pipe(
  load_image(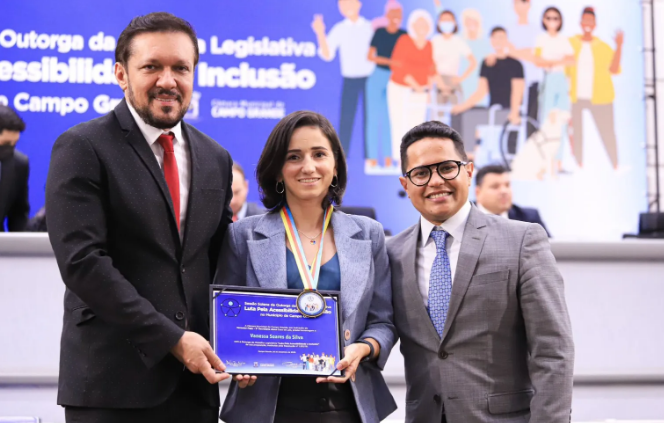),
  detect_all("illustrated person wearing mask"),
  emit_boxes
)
[312,0,375,158]
[430,9,476,107]
[0,105,29,232]
[567,6,624,169]
[365,0,405,172]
